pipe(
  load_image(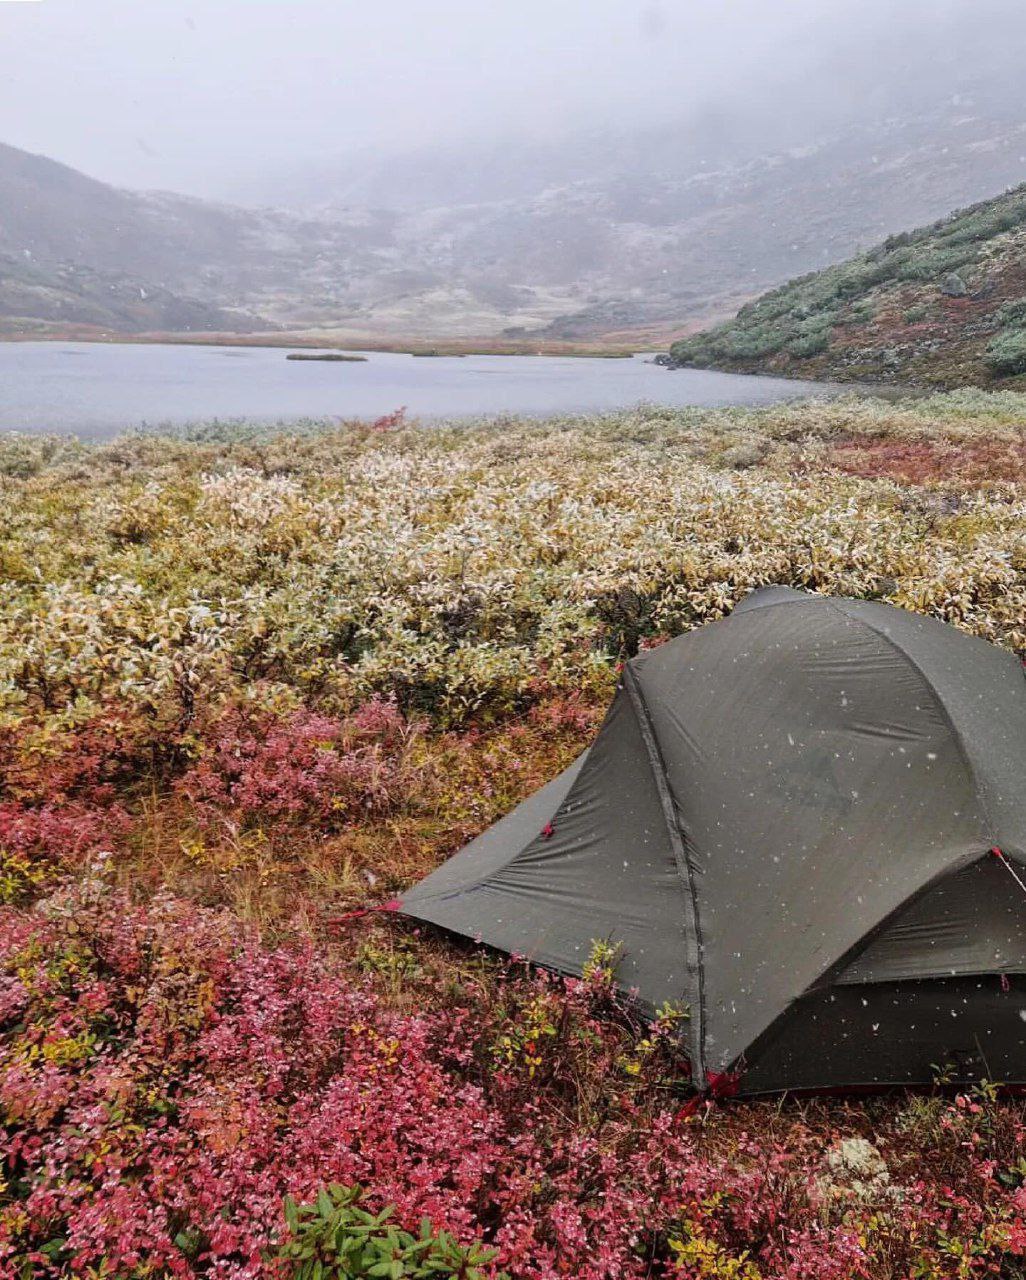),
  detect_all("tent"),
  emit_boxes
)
[400,587,1026,1093]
